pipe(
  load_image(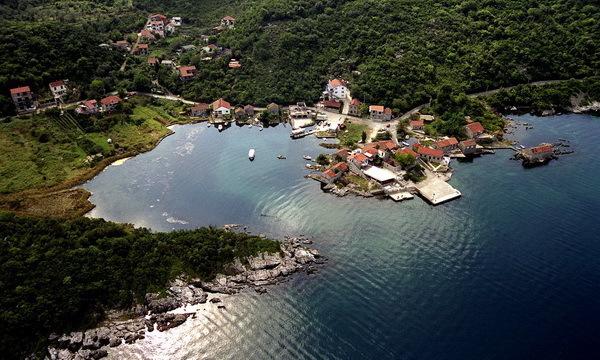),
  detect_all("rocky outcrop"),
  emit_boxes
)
[46,236,322,360]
